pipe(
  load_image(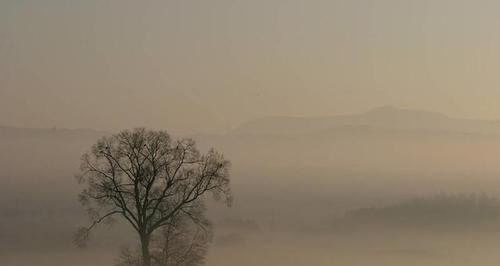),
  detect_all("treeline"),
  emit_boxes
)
[334,193,500,232]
